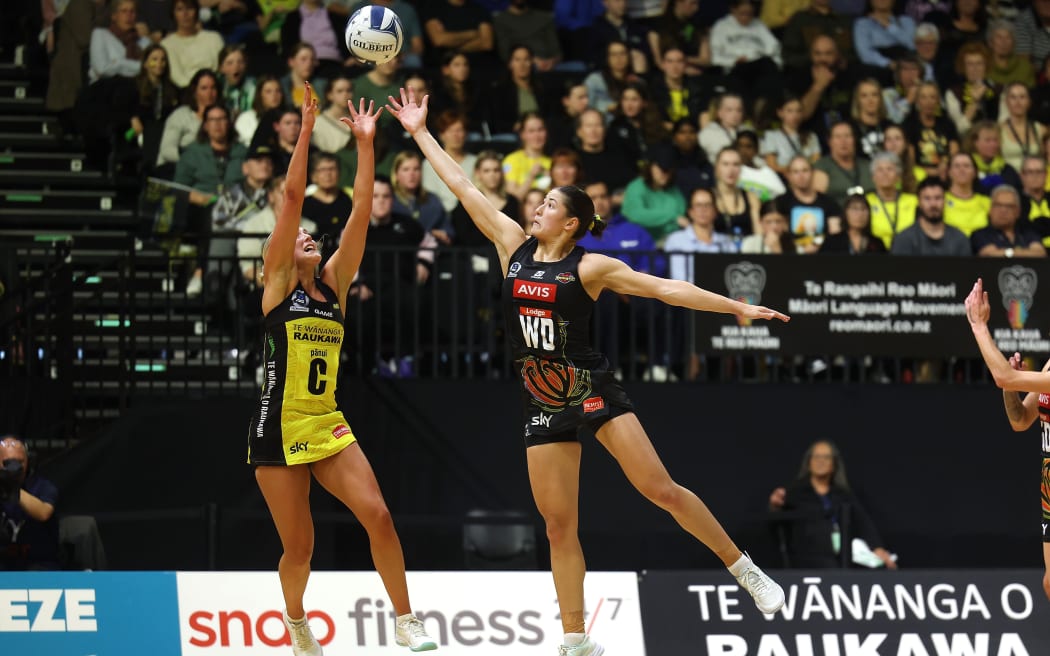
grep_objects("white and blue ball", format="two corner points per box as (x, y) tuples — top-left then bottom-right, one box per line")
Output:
(344, 5), (404, 65)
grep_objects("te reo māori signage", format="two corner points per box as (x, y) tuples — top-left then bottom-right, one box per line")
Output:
(639, 569), (1050, 655)
(685, 255), (1050, 357)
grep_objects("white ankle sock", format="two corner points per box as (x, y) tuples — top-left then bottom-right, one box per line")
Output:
(563, 632), (586, 646)
(285, 611), (307, 625)
(396, 613), (415, 623)
(728, 552), (752, 577)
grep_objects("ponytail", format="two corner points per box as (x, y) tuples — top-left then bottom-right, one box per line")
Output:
(588, 213), (607, 238)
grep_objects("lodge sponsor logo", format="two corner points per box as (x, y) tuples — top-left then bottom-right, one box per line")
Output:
(520, 307), (551, 318)
(555, 272), (575, 284)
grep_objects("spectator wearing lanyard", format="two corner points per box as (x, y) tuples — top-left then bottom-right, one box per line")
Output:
(761, 95), (820, 178)
(865, 151), (917, 250)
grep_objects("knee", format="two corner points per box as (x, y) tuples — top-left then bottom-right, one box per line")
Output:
(541, 512), (577, 547)
(358, 498), (395, 534)
(1043, 572), (1050, 601)
(283, 536), (314, 565)
(641, 479), (683, 512)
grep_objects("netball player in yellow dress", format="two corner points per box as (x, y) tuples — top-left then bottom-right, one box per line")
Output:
(248, 82), (436, 655)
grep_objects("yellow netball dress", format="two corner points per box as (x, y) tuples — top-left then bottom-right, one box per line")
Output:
(248, 279), (356, 465)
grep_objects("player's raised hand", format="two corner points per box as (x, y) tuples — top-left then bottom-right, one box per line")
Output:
(1008, 352), (1026, 371)
(301, 81), (318, 131)
(965, 278), (990, 327)
(340, 97), (382, 142)
(386, 87), (429, 135)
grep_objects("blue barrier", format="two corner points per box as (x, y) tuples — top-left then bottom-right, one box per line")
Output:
(0, 571), (181, 655)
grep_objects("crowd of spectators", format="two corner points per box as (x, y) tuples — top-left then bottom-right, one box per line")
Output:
(28, 0), (1050, 373)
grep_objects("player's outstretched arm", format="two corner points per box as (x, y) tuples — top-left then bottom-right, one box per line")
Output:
(581, 253), (790, 322)
(967, 278), (1050, 393)
(262, 81), (317, 304)
(386, 87), (526, 271)
(1002, 353), (1043, 431)
(323, 97), (382, 301)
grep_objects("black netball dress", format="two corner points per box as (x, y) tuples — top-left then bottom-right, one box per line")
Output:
(1038, 393), (1050, 542)
(502, 238), (634, 445)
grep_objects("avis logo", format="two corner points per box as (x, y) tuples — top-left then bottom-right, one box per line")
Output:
(289, 441), (308, 454)
(0, 589), (98, 632)
(513, 280), (557, 302)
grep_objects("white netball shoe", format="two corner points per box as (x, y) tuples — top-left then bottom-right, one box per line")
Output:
(283, 610), (323, 656)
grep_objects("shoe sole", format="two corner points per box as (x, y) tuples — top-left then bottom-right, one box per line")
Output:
(396, 639), (437, 652)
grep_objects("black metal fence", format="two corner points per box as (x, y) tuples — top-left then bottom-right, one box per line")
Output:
(0, 233), (995, 447)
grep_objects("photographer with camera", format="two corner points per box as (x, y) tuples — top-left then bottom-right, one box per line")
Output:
(1, 436), (60, 570)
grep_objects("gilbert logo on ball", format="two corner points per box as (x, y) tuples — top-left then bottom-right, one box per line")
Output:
(345, 5), (404, 65)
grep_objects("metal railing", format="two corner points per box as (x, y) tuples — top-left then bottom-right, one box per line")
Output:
(0, 235), (993, 448)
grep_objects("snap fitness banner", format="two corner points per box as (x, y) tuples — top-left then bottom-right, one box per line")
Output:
(175, 571), (645, 655)
(0, 571), (181, 656)
(686, 255), (1050, 357)
(7, 569), (1049, 655)
(0, 570), (642, 655)
(639, 570), (1050, 656)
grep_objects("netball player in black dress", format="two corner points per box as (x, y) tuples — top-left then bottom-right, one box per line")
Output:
(388, 88), (789, 656)
(251, 83), (435, 655)
(966, 278), (1050, 602)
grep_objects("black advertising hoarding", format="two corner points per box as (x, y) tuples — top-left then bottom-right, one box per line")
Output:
(639, 570), (1050, 655)
(686, 255), (1050, 357)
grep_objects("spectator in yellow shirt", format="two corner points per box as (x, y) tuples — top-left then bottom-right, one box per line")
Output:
(944, 152), (990, 236)
(866, 151), (917, 249)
